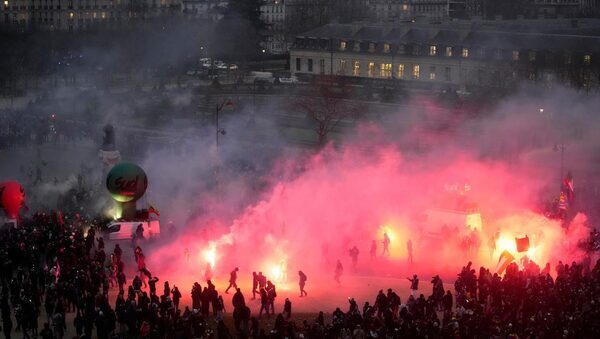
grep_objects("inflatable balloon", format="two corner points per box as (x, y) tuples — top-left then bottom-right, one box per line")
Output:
(0, 181), (25, 219)
(106, 162), (148, 203)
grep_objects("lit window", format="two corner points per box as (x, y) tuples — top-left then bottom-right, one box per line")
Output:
(340, 41), (347, 51)
(429, 45), (437, 56)
(584, 54), (591, 65)
(445, 46), (452, 57)
(3, 1), (8, 7)
(529, 51), (536, 62)
(353, 60), (360, 76)
(69, 12), (74, 19)
(380, 63), (392, 78)
(93, 12), (97, 19)
(339, 59), (347, 74)
(383, 43), (390, 53)
(402, 4), (408, 11)
(368, 62), (375, 77)
(429, 66), (436, 80)
(101, 12), (106, 19)
(397, 64), (405, 79)
(461, 48), (469, 58)
(512, 50), (519, 61)
(412, 65), (420, 79)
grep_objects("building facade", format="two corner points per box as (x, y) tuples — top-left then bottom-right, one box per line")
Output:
(367, 0), (449, 22)
(290, 20), (600, 90)
(181, 0), (227, 21)
(260, 0), (287, 54)
(0, 0), (182, 31)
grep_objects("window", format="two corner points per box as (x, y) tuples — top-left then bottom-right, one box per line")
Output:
(340, 41), (347, 51)
(353, 60), (360, 76)
(369, 43), (375, 53)
(461, 48), (469, 58)
(584, 54), (591, 65)
(445, 46), (452, 57)
(412, 45), (420, 56)
(353, 42), (361, 52)
(412, 65), (420, 79)
(308, 59), (313, 72)
(565, 53), (572, 64)
(529, 51), (536, 62)
(429, 45), (437, 56)
(478, 69), (484, 84)
(339, 59), (347, 75)
(512, 50), (519, 61)
(383, 43), (390, 53)
(319, 59), (325, 74)
(296, 58), (301, 71)
(380, 63), (392, 78)
(368, 62), (375, 77)
(429, 66), (436, 80)
(402, 4), (408, 11)
(444, 67), (451, 81)
(398, 44), (405, 54)
(397, 64), (405, 79)
(495, 49), (502, 59)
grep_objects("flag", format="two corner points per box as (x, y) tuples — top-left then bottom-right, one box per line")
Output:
(495, 250), (515, 275)
(148, 204), (160, 217)
(562, 172), (574, 202)
(515, 236), (530, 253)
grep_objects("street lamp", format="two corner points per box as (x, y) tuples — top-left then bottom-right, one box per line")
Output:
(214, 98), (233, 197)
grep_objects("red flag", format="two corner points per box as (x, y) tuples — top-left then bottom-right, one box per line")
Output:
(515, 236), (530, 253)
(148, 204), (160, 218)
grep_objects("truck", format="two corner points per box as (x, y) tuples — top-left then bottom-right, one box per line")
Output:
(105, 220), (161, 241)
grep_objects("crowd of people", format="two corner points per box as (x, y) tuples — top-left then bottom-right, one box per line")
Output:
(1, 211), (600, 339)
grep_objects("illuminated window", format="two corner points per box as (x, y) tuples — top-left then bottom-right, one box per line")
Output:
(380, 63), (392, 78)
(93, 12), (97, 19)
(429, 66), (436, 80)
(383, 43), (390, 53)
(412, 65), (420, 79)
(3, 1), (8, 7)
(512, 50), (519, 61)
(584, 54), (591, 65)
(353, 60), (360, 76)
(445, 46), (452, 57)
(339, 59), (347, 74)
(397, 64), (404, 79)
(340, 41), (347, 51)
(429, 45), (437, 56)
(461, 48), (469, 58)
(69, 12), (74, 19)
(402, 4), (408, 11)
(368, 62), (375, 77)
(101, 12), (106, 19)
(529, 51), (536, 62)
(160, 0), (166, 5)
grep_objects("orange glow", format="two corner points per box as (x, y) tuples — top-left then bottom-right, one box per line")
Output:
(202, 243), (217, 269)
(377, 222), (409, 259)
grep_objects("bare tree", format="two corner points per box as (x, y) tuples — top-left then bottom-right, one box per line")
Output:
(295, 77), (365, 146)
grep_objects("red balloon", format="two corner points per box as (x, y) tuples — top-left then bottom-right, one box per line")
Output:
(0, 181), (25, 219)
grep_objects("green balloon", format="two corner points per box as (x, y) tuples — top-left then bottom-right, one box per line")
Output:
(106, 162), (148, 203)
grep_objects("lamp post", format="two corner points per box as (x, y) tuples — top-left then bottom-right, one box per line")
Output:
(214, 98), (232, 196)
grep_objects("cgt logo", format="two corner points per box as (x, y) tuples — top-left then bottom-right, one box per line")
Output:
(108, 175), (146, 196)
